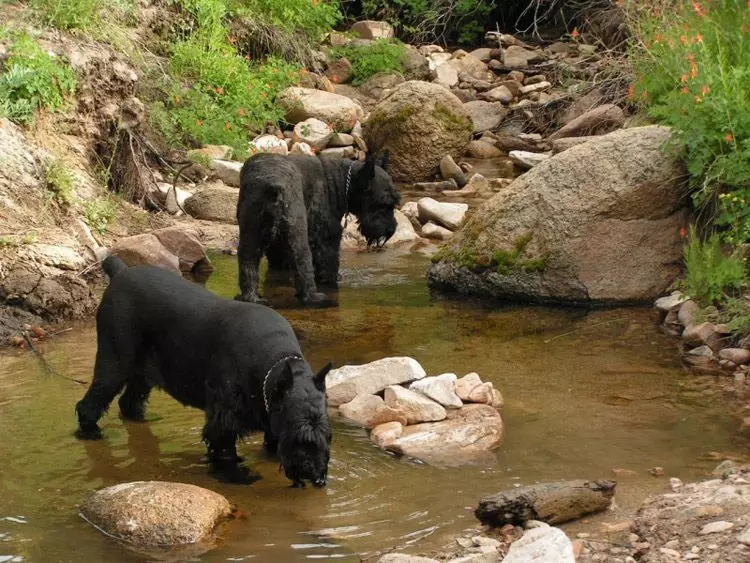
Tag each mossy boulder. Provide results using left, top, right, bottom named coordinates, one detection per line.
left=428, top=126, right=690, bottom=304
left=363, top=81, right=472, bottom=183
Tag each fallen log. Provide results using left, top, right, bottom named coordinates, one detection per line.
left=475, top=479, right=616, bottom=527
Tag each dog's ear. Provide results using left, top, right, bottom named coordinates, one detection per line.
left=361, top=153, right=376, bottom=179
left=376, top=150, right=390, bottom=172
left=313, top=362, right=333, bottom=392
left=275, top=362, right=295, bottom=399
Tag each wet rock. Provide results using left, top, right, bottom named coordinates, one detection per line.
left=422, top=222, right=454, bottom=240
left=475, top=480, right=616, bottom=527
left=549, top=104, right=626, bottom=140
left=184, top=184, right=238, bottom=224
left=371, top=421, right=404, bottom=448
left=682, top=344, right=716, bottom=370
left=463, top=101, right=507, bottom=134
left=364, top=81, right=472, bottom=183
left=503, top=525, right=575, bottom=563
left=429, top=126, right=689, bottom=304
left=350, top=20, right=394, bottom=40
left=417, top=198, right=468, bottom=231
left=718, top=348, right=750, bottom=365
left=384, top=385, right=447, bottom=424
left=210, top=159, right=242, bottom=187
left=326, top=357, right=426, bottom=407
left=467, top=140, right=504, bottom=159
left=443, top=174, right=494, bottom=198
left=339, top=394, right=408, bottom=429
left=410, top=373, right=463, bottom=408
left=655, top=291, right=688, bottom=312
left=683, top=322, right=723, bottom=350
left=277, top=87, right=364, bottom=133
left=385, top=404, right=503, bottom=465
left=509, top=150, right=551, bottom=169
left=81, top=481, right=233, bottom=547
left=293, top=118, right=334, bottom=151
left=440, top=155, right=468, bottom=188
left=413, top=180, right=458, bottom=193
left=152, top=226, right=211, bottom=275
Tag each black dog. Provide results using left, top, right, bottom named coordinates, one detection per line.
left=235, top=153, right=400, bottom=305
left=75, top=256, right=332, bottom=488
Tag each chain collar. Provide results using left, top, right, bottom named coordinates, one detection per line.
left=343, top=161, right=354, bottom=227
left=262, top=354, right=303, bottom=413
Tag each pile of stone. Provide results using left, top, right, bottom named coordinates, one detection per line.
left=326, top=357, right=504, bottom=466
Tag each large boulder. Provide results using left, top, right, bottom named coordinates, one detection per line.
left=326, top=357, right=426, bottom=407
left=428, top=126, right=690, bottom=304
left=112, top=226, right=212, bottom=277
left=276, top=87, right=365, bottom=133
left=364, top=81, right=473, bottom=182
left=385, top=404, right=504, bottom=466
left=183, top=184, right=239, bottom=224
left=81, top=481, right=233, bottom=548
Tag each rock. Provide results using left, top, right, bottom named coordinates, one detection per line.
left=80, top=481, right=232, bottom=547
left=112, top=234, right=179, bottom=273
left=420, top=45, right=444, bottom=56
left=249, top=134, right=288, bottom=155
left=414, top=180, right=459, bottom=193
left=422, top=222, right=454, bottom=240
left=476, top=480, right=616, bottom=527
left=277, top=87, right=364, bottom=133
left=738, top=526, right=750, bottom=545
left=385, top=404, right=503, bottom=465
left=183, top=184, right=238, bottom=224
left=155, top=182, right=193, bottom=213
left=678, top=300, right=700, bottom=326
left=550, top=136, right=599, bottom=154
left=655, top=291, right=688, bottom=312
left=429, top=126, right=689, bottom=304
left=290, top=142, right=315, bottom=156
left=455, top=373, right=483, bottom=400
left=698, top=521, right=734, bottom=535
left=479, top=86, right=514, bottom=104
left=503, top=526, right=575, bottom=563
left=384, top=385, right=447, bottom=424
left=402, top=46, right=431, bottom=81
left=712, top=460, right=738, bottom=476
left=440, top=155, right=468, bottom=188
left=448, top=553, right=499, bottom=563
left=326, top=357, right=426, bottom=407
left=519, top=81, right=552, bottom=95
left=339, top=394, right=407, bottom=428
left=435, top=63, right=459, bottom=88
left=379, top=555, right=438, bottom=563
left=410, top=373, right=463, bottom=408
left=502, top=46, right=539, bottom=68
left=548, top=104, right=626, bottom=140
left=325, top=57, right=353, bottom=84
left=371, top=421, right=404, bottom=448
left=417, top=198, right=468, bottom=231
left=463, top=101, right=507, bottom=133
left=467, top=140, right=504, bottom=159
left=293, top=118, right=334, bottom=151
left=718, top=348, right=750, bottom=365
left=509, top=150, right=551, bottom=169
left=350, top=20, right=395, bottom=40
left=562, top=89, right=604, bottom=125
left=341, top=210, right=419, bottom=249
left=364, top=81, right=473, bottom=183
left=151, top=226, right=210, bottom=275
left=188, top=145, right=233, bottom=160
left=320, top=146, right=356, bottom=159
left=210, top=159, right=242, bottom=187
left=683, top=322, right=723, bottom=350
left=359, top=73, right=405, bottom=100
left=682, top=345, right=716, bottom=370
left=449, top=54, right=489, bottom=81
left=443, top=174, right=494, bottom=198
left=470, top=48, right=492, bottom=62
left=329, top=132, right=355, bottom=147
left=466, top=382, right=496, bottom=405
left=401, top=201, right=419, bottom=221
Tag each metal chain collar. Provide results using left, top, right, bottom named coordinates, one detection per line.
left=262, top=354, right=303, bottom=413
left=343, top=161, right=354, bottom=228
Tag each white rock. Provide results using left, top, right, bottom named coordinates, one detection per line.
left=655, top=290, right=687, bottom=312
left=428, top=52, right=453, bottom=71
left=502, top=526, right=575, bottom=563
left=250, top=134, right=288, bottom=155
left=417, top=197, right=468, bottom=230
left=509, top=150, right=552, bottom=169
left=378, top=555, right=439, bottom=563
left=384, top=385, right=447, bottom=424
left=519, top=81, right=552, bottom=95
left=410, top=373, right=463, bottom=408
left=210, top=159, right=242, bottom=187
left=326, top=357, right=426, bottom=407
left=290, top=142, right=315, bottom=156
left=421, top=222, right=454, bottom=240
left=737, top=525, right=750, bottom=545
left=341, top=210, right=419, bottom=249
left=434, top=63, right=459, bottom=88
left=699, top=521, right=734, bottom=535
left=293, top=118, right=333, bottom=151
left=456, top=373, right=483, bottom=401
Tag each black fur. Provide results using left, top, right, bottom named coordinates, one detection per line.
left=235, top=152, right=400, bottom=305
left=75, top=256, right=333, bottom=487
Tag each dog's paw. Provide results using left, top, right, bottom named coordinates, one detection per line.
left=299, top=292, right=336, bottom=308
left=75, top=426, right=103, bottom=440
left=209, top=463, right=261, bottom=485
left=234, top=293, right=270, bottom=306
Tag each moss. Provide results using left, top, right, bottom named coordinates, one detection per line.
left=520, top=258, right=547, bottom=273
left=434, top=232, right=548, bottom=276
left=368, top=103, right=417, bottom=134
left=433, top=102, right=472, bottom=135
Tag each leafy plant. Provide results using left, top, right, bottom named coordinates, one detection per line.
left=681, top=227, right=747, bottom=306
left=31, top=0, right=99, bottom=30
left=44, top=160, right=77, bottom=207
left=330, top=39, right=407, bottom=85
left=83, top=196, right=118, bottom=234
left=229, top=0, right=341, bottom=41
left=626, top=0, right=750, bottom=244
left=0, top=33, right=76, bottom=125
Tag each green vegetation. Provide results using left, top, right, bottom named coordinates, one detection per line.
left=31, top=0, right=99, bottom=30
left=434, top=232, right=547, bottom=275
left=361, top=0, right=494, bottom=45
left=0, top=33, right=76, bottom=125
left=44, top=160, right=77, bottom=207
left=330, top=39, right=407, bottom=85
left=83, top=196, right=118, bottom=234
left=228, top=0, right=341, bottom=41
left=681, top=227, right=746, bottom=307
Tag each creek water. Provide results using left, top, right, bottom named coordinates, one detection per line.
left=0, top=248, right=745, bottom=562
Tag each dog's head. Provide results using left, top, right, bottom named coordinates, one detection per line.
left=350, top=151, right=401, bottom=248
left=268, top=361, right=333, bottom=488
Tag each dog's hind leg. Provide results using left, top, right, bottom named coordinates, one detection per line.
left=118, top=375, right=152, bottom=422
left=202, top=404, right=241, bottom=464
left=284, top=215, right=327, bottom=305
left=236, top=221, right=269, bottom=305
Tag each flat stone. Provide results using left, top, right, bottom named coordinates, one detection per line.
left=417, top=197, right=468, bottom=230
left=370, top=421, right=404, bottom=448
left=737, top=525, right=750, bottom=545
left=422, top=222, right=454, bottom=240
left=440, top=155, right=468, bottom=187
left=718, top=348, right=750, bottom=365
left=519, top=81, right=552, bottom=95
left=384, top=385, right=447, bottom=424
left=509, top=150, right=551, bottom=169
left=210, top=159, right=241, bottom=187
left=293, top=118, right=333, bottom=150
left=339, top=394, right=407, bottom=428
left=699, top=521, right=734, bottom=535
left=683, top=322, right=722, bottom=350
left=410, top=373, right=463, bottom=408
left=326, top=357, right=427, bottom=407
left=480, top=86, right=514, bottom=104
left=655, top=291, right=688, bottom=312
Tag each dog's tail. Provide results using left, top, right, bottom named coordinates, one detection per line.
left=102, top=254, right=128, bottom=280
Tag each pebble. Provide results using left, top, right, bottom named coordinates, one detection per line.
left=648, top=466, right=665, bottom=477
left=699, top=521, right=734, bottom=535
left=737, top=525, right=750, bottom=545
left=669, top=477, right=683, bottom=491
left=693, top=505, right=724, bottom=517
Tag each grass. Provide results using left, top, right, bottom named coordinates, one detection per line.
left=44, top=160, right=77, bottom=207
left=83, top=196, right=118, bottom=234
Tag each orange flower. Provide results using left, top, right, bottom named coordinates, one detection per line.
left=238, top=108, right=246, bottom=117
left=216, top=86, right=224, bottom=95
left=195, top=119, right=202, bottom=127
left=627, top=83, right=635, bottom=100
left=244, top=55, right=251, bottom=61
left=681, top=86, right=689, bottom=94
left=692, top=1, right=706, bottom=17
left=224, top=121, right=232, bottom=130
left=571, top=27, right=580, bottom=39
left=694, top=34, right=703, bottom=43
left=679, top=227, right=687, bottom=239
left=680, top=35, right=688, bottom=44
left=694, top=95, right=703, bottom=103
left=681, top=73, right=689, bottom=83
left=688, top=52, right=695, bottom=62
left=701, top=85, right=710, bottom=96
left=690, top=64, right=698, bottom=79
left=725, top=133, right=734, bottom=142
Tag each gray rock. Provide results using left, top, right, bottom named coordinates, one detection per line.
left=480, top=86, right=514, bottom=104
left=463, top=101, right=507, bottom=133
left=698, top=521, right=734, bottom=535
left=549, top=104, right=625, bottom=140
left=293, top=118, right=333, bottom=150
left=384, top=385, right=447, bottom=424
left=434, top=63, right=459, bottom=88
left=467, top=140, right=504, bottom=159
left=339, top=394, right=407, bottom=428
left=350, top=20, right=395, bottom=40
left=378, top=555, right=439, bottom=563
left=440, top=155, right=468, bottom=188
left=422, top=222, right=454, bottom=240
left=183, top=184, right=238, bottom=224
left=509, top=150, right=551, bottom=169
left=210, top=159, right=242, bottom=187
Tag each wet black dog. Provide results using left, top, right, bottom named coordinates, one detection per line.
left=75, top=256, right=332, bottom=488
left=235, top=152, right=400, bottom=305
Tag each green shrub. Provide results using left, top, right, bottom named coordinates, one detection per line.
left=627, top=0, right=750, bottom=244
left=361, top=0, right=494, bottom=45
left=0, top=33, right=76, bottom=125
left=44, top=160, right=76, bottom=207
left=31, top=0, right=99, bottom=30
left=681, top=227, right=747, bottom=306
left=229, top=0, right=341, bottom=41
left=83, top=196, right=118, bottom=234
left=331, top=39, right=407, bottom=85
